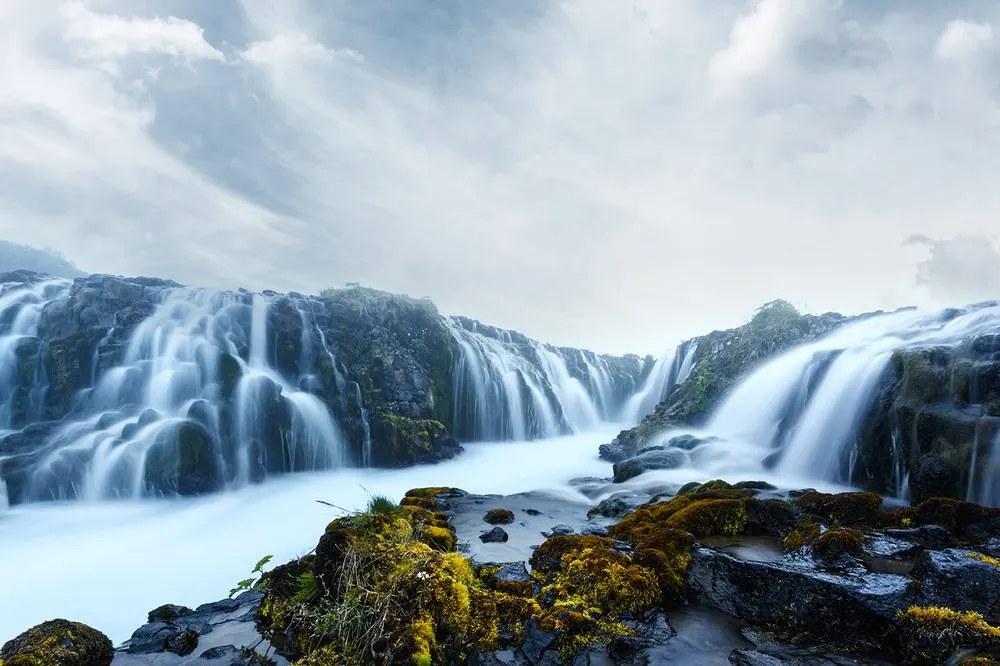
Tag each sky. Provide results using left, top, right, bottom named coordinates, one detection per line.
left=1, top=1, right=1000, bottom=354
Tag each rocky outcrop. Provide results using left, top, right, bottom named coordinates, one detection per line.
left=851, top=339, right=1000, bottom=503
left=0, top=274, right=643, bottom=504
left=602, top=301, right=847, bottom=463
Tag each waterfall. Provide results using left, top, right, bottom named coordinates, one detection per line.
left=620, top=340, right=697, bottom=425
left=647, top=302, right=1000, bottom=499
left=445, top=317, right=632, bottom=441
left=973, top=430, right=1000, bottom=506
left=20, top=287, right=347, bottom=501
left=0, top=279, right=71, bottom=430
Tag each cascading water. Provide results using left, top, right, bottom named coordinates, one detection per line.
left=620, top=340, right=697, bottom=424
left=971, top=429, right=1000, bottom=506
left=19, top=287, right=347, bottom=501
left=646, top=303, right=1000, bottom=503
left=445, top=317, right=635, bottom=440
left=0, top=279, right=71, bottom=430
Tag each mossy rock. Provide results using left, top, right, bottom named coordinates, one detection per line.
left=664, top=499, right=749, bottom=537
left=794, top=491, right=886, bottom=527
left=1, top=619, right=114, bottom=666
left=898, top=606, right=1000, bottom=665
left=484, top=508, right=515, bottom=525
left=811, top=528, right=864, bottom=562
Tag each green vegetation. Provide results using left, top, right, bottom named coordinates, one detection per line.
left=898, top=606, right=1000, bottom=665
left=750, top=299, right=800, bottom=328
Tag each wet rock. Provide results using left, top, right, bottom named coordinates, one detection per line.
left=608, top=611, right=676, bottom=660
left=881, top=524, right=950, bottom=551
left=612, top=449, right=688, bottom=483
left=729, top=650, right=787, bottom=666
left=913, top=548, right=1000, bottom=623
left=1, top=619, right=114, bottom=666
left=520, top=617, right=557, bottom=664
left=480, top=527, right=510, bottom=543
left=588, top=496, right=631, bottom=519
left=543, top=524, right=574, bottom=537
left=686, top=546, right=912, bottom=648
left=910, top=454, right=960, bottom=505
left=120, top=591, right=267, bottom=659
left=199, top=645, right=239, bottom=660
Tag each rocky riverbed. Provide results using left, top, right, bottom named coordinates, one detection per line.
left=6, top=479, right=997, bottom=666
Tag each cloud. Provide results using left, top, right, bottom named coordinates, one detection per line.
left=2, top=0, right=1000, bottom=354
left=240, top=33, right=362, bottom=65
left=935, top=19, right=994, bottom=61
left=59, top=1, right=223, bottom=61
left=708, top=0, right=838, bottom=95
left=906, top=235, right=1000, bottom=304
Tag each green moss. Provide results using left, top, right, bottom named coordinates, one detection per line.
left=484, top=508, right=515, bottom=525
left=665, top=499, right=749, bottom=536
left=811, top=528, right=864, bottom=562
left=795, top=491, right=885, bottom=527
left=0, top=620, right=114, bottom=666
left=783, top=520, right=822, bottom=551
left=898, top=606, right=1000, bottom=665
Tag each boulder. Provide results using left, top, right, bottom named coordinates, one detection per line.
left=2, top=619, right=114, bottom=666
left=613, top=449, right=689, bottom=483
left=480, top=527, right=510, bottom=543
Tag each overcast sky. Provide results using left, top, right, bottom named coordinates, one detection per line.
left=2, top=0, right=1000, bottom=354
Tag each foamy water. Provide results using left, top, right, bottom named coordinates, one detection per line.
left=0, top=429, right=617, bottom=644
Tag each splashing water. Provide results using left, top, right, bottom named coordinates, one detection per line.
left=648, top=303, right=1000, bottom=502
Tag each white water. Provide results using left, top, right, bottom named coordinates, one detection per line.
left=648, top=303, right=1000, bottom=502
left=0, top=279, right=71, bottom=430
left=0, top=429, right=618, bottom=645
left=446, top=317, right=633, bottom=440
left=620, top=341, right=697, bottom=424
left=23, top=288, right=347, bottom=501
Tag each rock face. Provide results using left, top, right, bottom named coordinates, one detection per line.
left=852, top=342, right=1000, bottom=503
left=1, top=618, right=114, bottom=666
left=603, top=301, right=846, bottom=464
left=0, top=273, right=643, bottom=504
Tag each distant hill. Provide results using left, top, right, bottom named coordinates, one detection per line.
left=0, top=241, right=85, bottom=278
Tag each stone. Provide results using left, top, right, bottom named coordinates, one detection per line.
left=612, top=449, right=689, bottom=483
left=2, top=619, right=114, bottom=666
left=480, top=527, right=510, bottom=543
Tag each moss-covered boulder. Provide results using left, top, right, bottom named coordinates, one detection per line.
left=1, top=619, right=114, bottom=666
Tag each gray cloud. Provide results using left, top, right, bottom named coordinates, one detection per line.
left=907, top=235, right=1000, bottom=304
left=1, top=1, right=1000, bottom=354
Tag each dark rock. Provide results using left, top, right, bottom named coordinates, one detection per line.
left=524, top=509, right=542, bottom=516
left=612, top=449, right=689, bottom=483
left=729, top=650, right=787, bottom=666
left=520, top=616, right=557, bottom=664
left=588, top=497, right=631, bottom=519
left=200, top=645, right=239, bottom=660
left=547, top=525, right=574, bottom=537
left=912, top=548, right=1000, bottom=623
left=480, top=527, right=510, bottom=543
left=148, top=604, right=194, bottom=623
left=882, top=525, right=950, bottom=551
left=484, top=508, right=516, bottom=525
left=733, top=481, right=779, bottom=491
left=1, top=619, right=114, bottom=666
left=910, top=454, right=960, bottom=505
left=686, top=546, right=912, bottom=648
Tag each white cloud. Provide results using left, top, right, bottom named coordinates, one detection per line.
left=708, top=0, right=837, bottom=95
left=59, top=1, right=223, bottom=61
left=3, top=0, right=1000, bottom=354
left=240, top=33, right=362, bottom=65
left=934, top=19, right=994, bottom=61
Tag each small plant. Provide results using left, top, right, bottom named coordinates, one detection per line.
left=367, top=494, right=403, bottom=515
left=229, top=555, right=274, bottom=598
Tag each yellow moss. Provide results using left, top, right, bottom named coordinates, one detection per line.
left=404, top=487, right=458, bottom=498
left=417, top=525, right=457, bottom=552
left=484, top=508, right=515, bottom=524
left=401, top=496, right=439, bottom=509
left=898, top=606, right=1000, bottom=665
left=537, top=545, right=660, bottom=658
left=664, top=498, right=749, bottom=537
left=968, top=552, right=1000, bottom=569
left=410, top=613, right=435, bottom=666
